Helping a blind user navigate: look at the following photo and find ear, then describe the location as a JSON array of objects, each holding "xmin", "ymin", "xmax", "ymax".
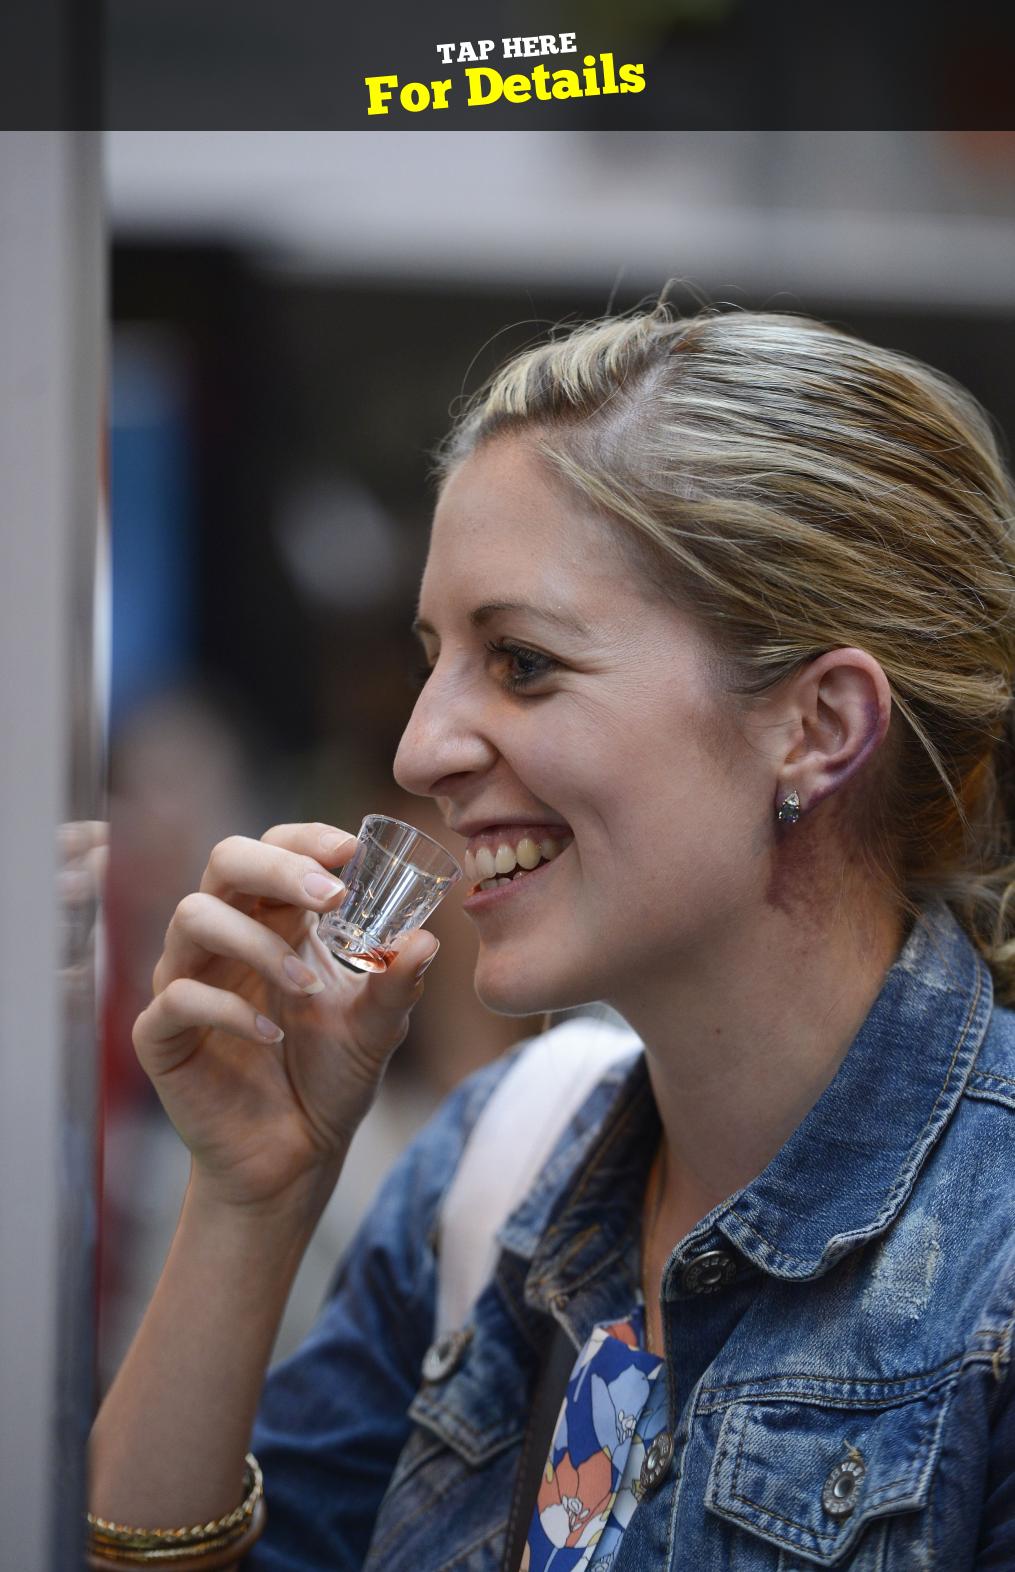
[{"xmin": 776, "ymin": 648, "xmax": 893, "ymax": 816}]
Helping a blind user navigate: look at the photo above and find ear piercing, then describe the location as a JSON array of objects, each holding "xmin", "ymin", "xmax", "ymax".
[{"xmin": 777, "ymin": 789, "xmax": 801, "ymax": 825}]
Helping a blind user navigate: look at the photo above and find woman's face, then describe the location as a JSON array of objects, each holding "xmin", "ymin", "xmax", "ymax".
[{"xmin": 392, "ymin": 435, "xmax": 776, "ymax": 1018}]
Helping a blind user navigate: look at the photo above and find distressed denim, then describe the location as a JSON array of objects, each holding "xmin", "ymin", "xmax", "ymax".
[{"xmin": 246, "ymin": 899, "xmax": 1015, "ymax": 1570}]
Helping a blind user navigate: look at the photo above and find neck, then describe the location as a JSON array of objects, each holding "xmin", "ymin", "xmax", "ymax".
[{"xmin": 613, "ymin": 890, "xmax": 908, "ymax": 1243}]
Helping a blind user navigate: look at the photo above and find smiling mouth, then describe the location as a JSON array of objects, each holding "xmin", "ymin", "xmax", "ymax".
[
  {"xmin": 463, "ymin": 832, "xmax": 574, "ymax": 897},
  {"xmin": 462, "ymin": 840, "xmax": 572, "ymax": 908}
]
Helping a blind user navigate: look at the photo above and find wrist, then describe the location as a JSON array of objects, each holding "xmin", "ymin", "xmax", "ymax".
[{"xmin": 184, "ymin": 1158, "xmax": 345, "ymax": 1252}]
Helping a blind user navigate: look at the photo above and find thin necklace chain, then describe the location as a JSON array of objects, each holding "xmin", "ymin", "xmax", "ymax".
[{"xmin": 641, "ymin": 1139, "xmax": 668, "ymax": 1357}]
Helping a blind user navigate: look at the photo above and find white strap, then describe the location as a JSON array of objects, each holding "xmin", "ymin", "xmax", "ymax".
[{"xmin": 434, "ymin": 1016, "xmax": 642, "ymax": 1337}]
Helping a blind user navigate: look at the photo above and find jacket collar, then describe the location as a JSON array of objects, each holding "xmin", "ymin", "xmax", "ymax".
[
  {"xmin": 498, "ymin": 898, "xmax": 993, "ymax": 1309},
  {"xmin": 719, "ymin": 897, "xmax": 992, "ymax": 1278}
]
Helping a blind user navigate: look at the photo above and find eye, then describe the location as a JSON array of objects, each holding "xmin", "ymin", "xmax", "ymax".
[
  {"xmin": 406, "ymin": 640, "xmax": 559, "ymax": 694},
  {"xmin": 485, "ymin": 640, "xmax": 558, "ymax": 692}
]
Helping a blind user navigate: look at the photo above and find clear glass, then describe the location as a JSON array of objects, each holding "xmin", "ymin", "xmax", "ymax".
[{"xmin": 316, "ymin": 814, "xmax": 463, "ymax": 973}]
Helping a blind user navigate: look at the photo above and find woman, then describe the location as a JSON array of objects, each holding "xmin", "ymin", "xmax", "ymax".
[{"xmin": 88, "ymin": 303, "xmax": 1015, "ymax": 1570}]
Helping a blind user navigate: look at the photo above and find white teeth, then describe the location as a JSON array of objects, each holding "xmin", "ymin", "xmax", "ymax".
[
  {"xmin": 494, "ymin": 842, "xmax": 517, "ymax": 875},
  {"xmin": 515, "ymin": 836, "xmax": 542, "ymax": 869},
  {"xmin": 464, "ymin": 833, "xmax": 570, "ymax": 888},
  {"xmin": 473, "ymin": 846, "xmax": 496, "ymax": 880}
]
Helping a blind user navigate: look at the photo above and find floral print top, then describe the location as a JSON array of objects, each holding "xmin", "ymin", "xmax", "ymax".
[{"xmin": 520, "ymin": 1299, "xmax": 668, "ymax": 1571}]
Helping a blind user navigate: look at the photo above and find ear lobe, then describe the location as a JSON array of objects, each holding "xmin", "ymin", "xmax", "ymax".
[{"xmin": 776, "ymin": 789, "xmax": 801, "ymax": 825}]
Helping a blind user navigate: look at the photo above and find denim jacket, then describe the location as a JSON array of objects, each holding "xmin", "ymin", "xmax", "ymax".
[{"xmin": 246, "ymin": 899, "xmax": 1015, "ymax": 1570}]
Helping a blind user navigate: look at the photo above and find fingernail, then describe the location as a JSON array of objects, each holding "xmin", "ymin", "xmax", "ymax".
[
  {"xmin": 304, "ymin": 871, "xmax": 344, "ymax": 901},
  {"xmin": 255, "ymin": 1014, "xmax": 285, "ymax": 1041},
  {"xmin": 321, "ymin": 832, "xmax": 347, "ymax": 859},
  {"xmin": 283, "ymin": 955, "xmax": 325, "ymax": 994},
  {"xmin": 414, "ymin": 941, "xmax": 440, "ymax": 981}
]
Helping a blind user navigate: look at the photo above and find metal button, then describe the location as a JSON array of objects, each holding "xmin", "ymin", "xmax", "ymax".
[
  {"xmin": 821, "ymin": 1454, "xmax": 865, "ymax": 1518},
  {"xmin": 639, "ymin": 1430, "xmax": 675, "ymax": 1493},
  {"xmin": 421, "ymin": 1327, "xmax": 473, "ymax": 1383},
  {"xmin": 681, "ymin": 1250, "xmax": 737, "ymax": 1294}
]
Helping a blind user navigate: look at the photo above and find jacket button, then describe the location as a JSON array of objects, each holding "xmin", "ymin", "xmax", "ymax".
[
  {"xmin": 821, "ymin": 1455, "xmax": 865, "ymax": 1517},
  {"xmin": 421, "ymin": 1327, "xmax": 473, "ymax": 1383},
  {"xmin": 639, "ymin": 1430, "xmax": 674, "ymax": 1494},
  {"xmin": 681, "ymin": 1250, "xmax": 736, "ymax": 1294}
]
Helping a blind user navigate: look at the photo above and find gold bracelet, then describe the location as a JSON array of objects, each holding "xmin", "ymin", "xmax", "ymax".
[
  {"xmin": 85, "ymin": 1498, "xmax": 266, "ymax": 1570},
  {"xmin": 86, "ymin": 1454, "xmax": 263, "ymax": 1562}
]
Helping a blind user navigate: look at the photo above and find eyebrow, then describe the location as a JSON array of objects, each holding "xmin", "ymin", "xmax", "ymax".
[{"xmin": 411, "ymin": 601, "xmax": 592, "ymax": 642}]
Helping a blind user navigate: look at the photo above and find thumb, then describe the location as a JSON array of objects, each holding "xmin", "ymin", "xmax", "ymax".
[
  {"xmin": 347, "ymin": 931, "xmax": 442, "ymax": 1068},
  {"xmin": 384, "ymin": 929, "xmax": 441, "ymax": 988},
  {"xmin": 405, "ymin": 931, "xmax": 441, "ymax": 982}
]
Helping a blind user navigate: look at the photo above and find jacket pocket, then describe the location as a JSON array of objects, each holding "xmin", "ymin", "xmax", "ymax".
[{"xmin": 703, "ymin": 1377, "xmax": 956, "ymax": 1567}]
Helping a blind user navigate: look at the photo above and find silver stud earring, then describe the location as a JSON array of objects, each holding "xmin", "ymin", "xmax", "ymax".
[{"xmin": 777, "ymin": 789, "xmax": 801, "ymax": 825}]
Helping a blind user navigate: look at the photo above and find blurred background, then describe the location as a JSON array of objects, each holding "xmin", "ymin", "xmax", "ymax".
[{"xmin": 97, "ymin": 129, "xmax": 1015, "ymax": 1400}]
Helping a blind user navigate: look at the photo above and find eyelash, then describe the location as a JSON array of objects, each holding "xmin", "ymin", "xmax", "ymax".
[{"xmin": 409, "ymin": 640, "xmax": 558, "ymax": 695}]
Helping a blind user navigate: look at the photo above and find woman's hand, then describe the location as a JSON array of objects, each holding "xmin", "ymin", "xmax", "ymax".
[{"xmin": 131, "ymin": 821, "xmax": 441, "ymax": 1219}]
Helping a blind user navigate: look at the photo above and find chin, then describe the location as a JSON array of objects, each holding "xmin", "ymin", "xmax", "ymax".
[
  {"xmin": 472, "ymin": 973, "xmax": 551, "ymax": 1019},
  {"xmin": 472, "ymin": 950, "xmax": 598, "ymax": 1020}
]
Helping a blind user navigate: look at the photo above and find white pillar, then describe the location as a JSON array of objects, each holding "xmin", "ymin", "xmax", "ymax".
[{"xmin": 0, "ymin": 130, "xmax": 105, "ymax": 1572}]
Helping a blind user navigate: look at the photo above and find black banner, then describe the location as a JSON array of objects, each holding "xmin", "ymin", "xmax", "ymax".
[{"xmin": 3, "ymin": 0, "xmax": 1015, "ymax": 131}]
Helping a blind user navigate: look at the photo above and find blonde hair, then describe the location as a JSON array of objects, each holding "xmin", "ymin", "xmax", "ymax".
[{"xmin": 435, "ymin": 301, "xmax": 1015, "ymax": 1004}]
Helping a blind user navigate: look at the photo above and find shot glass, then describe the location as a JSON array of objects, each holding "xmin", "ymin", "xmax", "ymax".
[{"xmin": 316, "ymin": 815, "xmax": 463, "ymax": 973}]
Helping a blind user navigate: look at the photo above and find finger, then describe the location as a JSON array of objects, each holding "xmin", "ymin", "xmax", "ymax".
[
  {"xmin": 57, "ymin": 864, "xmax": 101, "ymax": 905},
  {"xmin": 61, "ymin": 843, "xmax": 109, "ymax": 884},
  {"xmin": 323, "ymin": 929, "xmax": 440, "ymax": 1084},
  {"xmin": 198, "ymin": 834, "xmax": 348, "ymax": 915},
  {"xmin": 259, "ymin": 822, "xmax": 360, "ymax": 872},
  {"xmin": 58, "ymin": 820, "xmax": 110, "ymax": 859},
  {"xmin": 390, "ymin": 929, "xmax": 442, "ymax": 983},
  {"xmin": 84, "ymin": 843, "xmax": 110, "ymax": 885},
  {"xmin": 154, "ymin": 891, "xmax": 327, "ymax": 998},
  {"xmin": 349, "ymin": 929, "xmax": 441, "ymax": 1036},
  {"xmin": 134, "ymin": 976, "xmax": 285, "ymax": 1077}
]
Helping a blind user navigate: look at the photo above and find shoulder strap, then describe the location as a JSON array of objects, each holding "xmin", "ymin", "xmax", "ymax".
[
  {"xmin": 501, "ymin": 1321, "xmax": 576, "ymax": 1572},
  {"xmin": 434, "ymin": 1014, "xmax": 641, "ymax": 1338}
]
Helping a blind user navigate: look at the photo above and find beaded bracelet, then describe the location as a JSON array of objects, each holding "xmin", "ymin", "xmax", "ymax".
[{"xmin": 86, "ymin": 1454, "xmax": 264, "ymax": 1569}]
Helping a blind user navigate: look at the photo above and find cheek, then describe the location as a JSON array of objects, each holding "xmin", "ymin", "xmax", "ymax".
[
  {"xmin": 507, "ymin": 720, "xmax": 596, "ymax": 810},
  {"xmin": 511, "ymin": 692, "xmax": 754, "ymax": 875},
  {"xmin": 581, "ymin": 731, "xmax": 763, "ymax": 927}
]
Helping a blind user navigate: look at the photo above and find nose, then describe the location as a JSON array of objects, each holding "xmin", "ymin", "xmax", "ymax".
[{"xmin": 392, "ymin": 660, "xmax": 498, "ymax": 801}]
